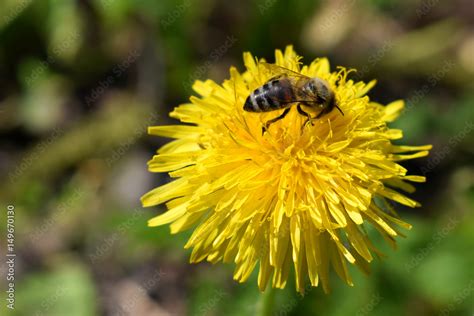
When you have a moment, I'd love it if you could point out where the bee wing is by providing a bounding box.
[261,62,319,104]
[260,62,311,80]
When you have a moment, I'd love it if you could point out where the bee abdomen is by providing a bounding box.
[243,93,262,112]
[244,81,284,112]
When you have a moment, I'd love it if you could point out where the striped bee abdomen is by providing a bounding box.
[244,79,294,112]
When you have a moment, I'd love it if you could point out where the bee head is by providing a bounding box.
[308,78,330,98]
[308,78,343,116]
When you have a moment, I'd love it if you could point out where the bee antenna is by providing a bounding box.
[335,103,344,116]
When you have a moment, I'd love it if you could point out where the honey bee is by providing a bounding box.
[243,63,343,133]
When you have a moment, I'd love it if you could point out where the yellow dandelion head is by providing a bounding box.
[141,46,431,293]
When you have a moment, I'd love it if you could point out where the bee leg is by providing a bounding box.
[262,107,291,135]
[297,104,313,128]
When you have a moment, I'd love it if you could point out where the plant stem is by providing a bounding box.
[258,286,276,316]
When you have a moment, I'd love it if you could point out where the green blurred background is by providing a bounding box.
[0,0,473,315]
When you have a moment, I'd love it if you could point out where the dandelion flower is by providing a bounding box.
[141,46,431,293]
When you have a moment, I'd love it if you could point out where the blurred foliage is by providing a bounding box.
[2,259,97,316]
[0,0,473,315]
